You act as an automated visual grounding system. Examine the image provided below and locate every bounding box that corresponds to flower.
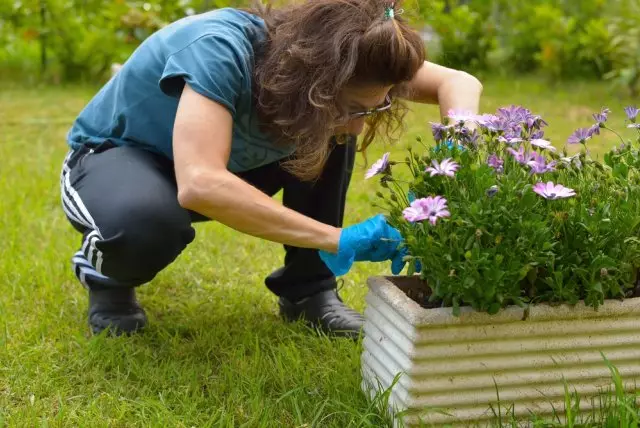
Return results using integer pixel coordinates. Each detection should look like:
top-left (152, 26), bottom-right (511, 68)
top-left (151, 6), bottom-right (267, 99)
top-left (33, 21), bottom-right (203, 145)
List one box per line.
top-left (588, 124), bottom-right (601, 137)
top-left (533, 182), bottom-right (576, 200)
top-left (507, 146), bottom-right (534, 164)
top-left (567, 128), bottom-right (593, 144)
top-left (402, 196), bottom-right (450, 225)
top-left (365, 152), bottom-right (390, 179)
top-left (447, 109), bottom-right (477, 124)
top-left (531, 130), bottom-right (545, 140)
top-left (592, 108), bottom-right (611, 124)
top-left (497, 105), bottom-right (530, 123)
top-left (458, 128), bottom-right (480, 146)
top-left (425, 158), bottom-right (460, 177)
top-left (527, 152), bottom-right (557, 174)
top-left (476, 114), bottom-right (507, 132)
top-left (498, 136), bottom-right (523, 145)
top-left (526, 115), bottom-right (548, 130)
top-left (431, 123), bottom-right (451, 142)
top-left (530, 139), bottom-right (556, 151)
top-left (560, 154), bottom-right (583, 169)
top-left (487, 154), bottom-right (504, 173)
top-left (624, 106), bottom-right (639, 122)
top-left (486, 185), bottom-right (499, 198)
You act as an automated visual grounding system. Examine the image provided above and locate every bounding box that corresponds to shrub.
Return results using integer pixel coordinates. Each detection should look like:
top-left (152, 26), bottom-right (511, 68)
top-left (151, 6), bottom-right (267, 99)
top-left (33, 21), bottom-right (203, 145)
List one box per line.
top-left (369, 105), bottom-right (640, 316)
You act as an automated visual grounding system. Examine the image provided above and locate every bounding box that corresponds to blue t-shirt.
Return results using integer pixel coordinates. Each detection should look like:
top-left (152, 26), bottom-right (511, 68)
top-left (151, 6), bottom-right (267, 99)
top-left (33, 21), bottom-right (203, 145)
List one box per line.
top-left (67, 8), bottom-right (294, 172)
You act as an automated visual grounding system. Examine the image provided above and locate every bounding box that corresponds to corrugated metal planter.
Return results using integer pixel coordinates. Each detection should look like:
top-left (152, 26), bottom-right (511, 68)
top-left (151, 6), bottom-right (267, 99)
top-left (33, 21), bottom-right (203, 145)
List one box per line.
top-left (361, 275), bottom-right (640, 427)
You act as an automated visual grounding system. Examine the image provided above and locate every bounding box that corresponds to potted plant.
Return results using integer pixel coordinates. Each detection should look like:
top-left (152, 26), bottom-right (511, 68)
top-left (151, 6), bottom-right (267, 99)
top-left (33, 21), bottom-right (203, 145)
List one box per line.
top-left (360, 105), bottom-right (640, 427)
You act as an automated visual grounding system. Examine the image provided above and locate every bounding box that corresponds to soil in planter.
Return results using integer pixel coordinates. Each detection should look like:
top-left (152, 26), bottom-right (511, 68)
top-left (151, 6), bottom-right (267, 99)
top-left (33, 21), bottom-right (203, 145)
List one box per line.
top-left (388, 275), bottom-right (640, 310)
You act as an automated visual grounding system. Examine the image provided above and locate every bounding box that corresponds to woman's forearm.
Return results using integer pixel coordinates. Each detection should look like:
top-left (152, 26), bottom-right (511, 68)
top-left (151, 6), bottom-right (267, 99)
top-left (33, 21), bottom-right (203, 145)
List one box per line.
top-left (404, 61), bottom-right (483, 119)
top-left (435, 72), bottom-right (483, 119)
top-left (177, 168), bottom-right (341, 253)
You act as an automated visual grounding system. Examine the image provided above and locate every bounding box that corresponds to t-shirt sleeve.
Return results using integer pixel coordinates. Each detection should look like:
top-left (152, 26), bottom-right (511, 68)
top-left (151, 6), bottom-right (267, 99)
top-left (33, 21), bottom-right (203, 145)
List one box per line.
top-left (159, 34), bottom-right (248, 116)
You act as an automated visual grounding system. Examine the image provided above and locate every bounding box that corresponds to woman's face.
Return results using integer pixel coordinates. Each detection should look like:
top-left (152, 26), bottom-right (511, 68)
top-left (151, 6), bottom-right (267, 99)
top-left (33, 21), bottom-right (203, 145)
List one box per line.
top-left (334, 84), bottom-right (393, 139)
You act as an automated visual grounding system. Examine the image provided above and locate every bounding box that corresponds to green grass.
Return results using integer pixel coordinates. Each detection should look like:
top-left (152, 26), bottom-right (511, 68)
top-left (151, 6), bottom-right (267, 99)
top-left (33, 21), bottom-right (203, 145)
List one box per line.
top-left (0, 76), bottom-right (638, 427)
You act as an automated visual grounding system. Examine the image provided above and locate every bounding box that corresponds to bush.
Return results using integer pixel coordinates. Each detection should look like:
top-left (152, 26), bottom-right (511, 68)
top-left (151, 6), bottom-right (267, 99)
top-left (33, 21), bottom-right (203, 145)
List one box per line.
top-left (0, 0), bottom-right (249, 83)
top-left (369, 105), bottom-right (640, 315)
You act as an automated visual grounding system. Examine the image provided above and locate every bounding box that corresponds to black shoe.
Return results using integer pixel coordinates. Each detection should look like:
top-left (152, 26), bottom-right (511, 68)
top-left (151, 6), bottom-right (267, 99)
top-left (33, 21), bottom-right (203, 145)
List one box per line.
top-left (279, 289), bottom-right (364, 339)
top-left (88, 288), bottom-right (147, 335)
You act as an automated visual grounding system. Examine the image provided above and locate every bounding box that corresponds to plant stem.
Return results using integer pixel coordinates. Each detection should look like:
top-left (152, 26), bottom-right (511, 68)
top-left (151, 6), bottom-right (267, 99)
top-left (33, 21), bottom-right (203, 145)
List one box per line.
top-left (603, 125), bottom-right (627, 145)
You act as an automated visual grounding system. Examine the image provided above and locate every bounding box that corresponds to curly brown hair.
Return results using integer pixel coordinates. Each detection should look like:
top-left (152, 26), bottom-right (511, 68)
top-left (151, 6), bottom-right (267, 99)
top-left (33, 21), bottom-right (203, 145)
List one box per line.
top-left (250, 0), bottom-right (425, 181)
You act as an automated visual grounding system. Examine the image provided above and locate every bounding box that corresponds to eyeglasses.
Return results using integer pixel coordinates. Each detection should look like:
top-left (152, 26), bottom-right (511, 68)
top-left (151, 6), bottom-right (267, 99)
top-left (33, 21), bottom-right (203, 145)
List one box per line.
top-left (348, 95), bottom-right (393, 119)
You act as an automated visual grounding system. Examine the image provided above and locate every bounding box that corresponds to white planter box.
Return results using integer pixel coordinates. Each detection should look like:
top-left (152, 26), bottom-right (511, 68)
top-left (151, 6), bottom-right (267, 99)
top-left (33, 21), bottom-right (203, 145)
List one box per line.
top-left (361, 276), bottom-right (640, 427)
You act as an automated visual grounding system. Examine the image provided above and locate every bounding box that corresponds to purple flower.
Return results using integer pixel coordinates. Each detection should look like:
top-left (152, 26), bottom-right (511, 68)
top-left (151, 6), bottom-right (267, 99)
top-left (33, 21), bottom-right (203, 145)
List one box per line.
top-left (498, 136), bottom-right (524, 145)
top-left (533, 182), bottom-right (576, 200)
top-left (497, 105), bottom-right (530, 123)
top-left (530, 139), bottom-right (556, 151)
top-left (365, 152), bottom-right (390, 179)
top-left (625, 106), bottom-right (639, 122)
top-left (531, 130), bottom-right (545, 140)
top-left (476, 114), bottom-right (507, 132)
top-left (507, 146), bottom-right (534, 164)
top-left (487, 154), bottom-right (504, 173)
top-left (425, 158), bottom-right (460, 177)
top-left (592, 108), bottom-right (611, 124)
top-left (526, 115), bottom-right (548, 130)
top-left (486, 185), bottom-right (499, 197)
top-left (402, 196), bottom-right (450, 225)
top-left (527, 152), bottom-right (557, 174)
top-left (447, 109), bottom-right (477, 124)
top-left (567, 128), bottom-right (593, 144)
top-left (588, 124), bottom-right (601, 137)
top-left (431, 123), bottom-right (451, 142)
top-left (458, 128), bottom-right (480, 146)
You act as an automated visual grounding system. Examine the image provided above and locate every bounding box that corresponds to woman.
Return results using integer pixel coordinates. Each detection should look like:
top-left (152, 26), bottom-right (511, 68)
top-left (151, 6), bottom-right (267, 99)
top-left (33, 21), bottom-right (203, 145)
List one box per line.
top-left (60, 0), bottom-right (482, 338)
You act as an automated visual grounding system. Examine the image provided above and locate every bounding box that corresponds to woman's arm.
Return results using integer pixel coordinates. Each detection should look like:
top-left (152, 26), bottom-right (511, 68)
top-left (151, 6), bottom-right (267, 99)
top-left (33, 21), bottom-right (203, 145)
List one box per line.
top-left (173, 84), bottom-right (341, 253)
top-left (403, 61), bottom-right (484, 118)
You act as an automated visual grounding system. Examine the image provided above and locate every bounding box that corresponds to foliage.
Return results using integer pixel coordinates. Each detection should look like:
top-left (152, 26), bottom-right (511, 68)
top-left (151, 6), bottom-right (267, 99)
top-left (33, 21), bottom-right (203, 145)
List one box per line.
top-left (604, 0), bottom-right (640, 97)
top-left (419, 0), bottom-right (496, 71)
top-left (416, 0), bottom-right (636, 94)
top-left (0, 0), bottom-right (250, 82)
top-left (371, 105), bottom-right (640, 316)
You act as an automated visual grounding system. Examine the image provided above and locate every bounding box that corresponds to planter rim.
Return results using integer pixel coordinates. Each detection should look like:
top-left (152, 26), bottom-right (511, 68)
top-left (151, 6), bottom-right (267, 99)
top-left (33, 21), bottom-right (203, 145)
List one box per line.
top-left (367, 275), bottom-right (640, 327)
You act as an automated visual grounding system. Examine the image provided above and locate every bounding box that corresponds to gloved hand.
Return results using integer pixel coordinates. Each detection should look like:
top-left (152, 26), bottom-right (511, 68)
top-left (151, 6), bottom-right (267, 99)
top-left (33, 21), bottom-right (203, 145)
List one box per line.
top-left (318, 214), bottom-right (408, 276)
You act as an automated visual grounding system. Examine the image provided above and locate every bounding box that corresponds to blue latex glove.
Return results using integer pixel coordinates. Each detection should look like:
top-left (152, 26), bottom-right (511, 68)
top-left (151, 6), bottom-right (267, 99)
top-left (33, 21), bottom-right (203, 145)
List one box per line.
top-left (434, 139), bottom-right (466, 153)
top-left (318, 214), bottom-right (408, 276)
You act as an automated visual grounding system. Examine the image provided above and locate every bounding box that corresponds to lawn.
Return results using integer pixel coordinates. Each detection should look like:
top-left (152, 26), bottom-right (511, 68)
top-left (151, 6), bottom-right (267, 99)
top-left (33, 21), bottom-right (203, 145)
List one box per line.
top-left (0, 76), bottom-right (637, 427)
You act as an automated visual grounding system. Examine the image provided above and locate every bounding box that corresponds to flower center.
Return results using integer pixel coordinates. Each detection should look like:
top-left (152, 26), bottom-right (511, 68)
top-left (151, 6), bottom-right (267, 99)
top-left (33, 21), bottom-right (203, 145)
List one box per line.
top-left (429, 210), bottom-right (437, 216)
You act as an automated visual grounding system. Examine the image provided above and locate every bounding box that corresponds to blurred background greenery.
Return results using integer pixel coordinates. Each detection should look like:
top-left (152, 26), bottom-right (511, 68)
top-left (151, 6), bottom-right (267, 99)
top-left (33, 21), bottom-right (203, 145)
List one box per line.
top-left (1, 0), bottom-right (639, 96)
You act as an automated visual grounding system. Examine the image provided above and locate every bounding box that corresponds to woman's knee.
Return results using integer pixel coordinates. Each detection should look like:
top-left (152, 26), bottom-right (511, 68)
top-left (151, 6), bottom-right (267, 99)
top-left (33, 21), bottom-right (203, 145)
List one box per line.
top-left (90, 197), bottom-right (196, 283)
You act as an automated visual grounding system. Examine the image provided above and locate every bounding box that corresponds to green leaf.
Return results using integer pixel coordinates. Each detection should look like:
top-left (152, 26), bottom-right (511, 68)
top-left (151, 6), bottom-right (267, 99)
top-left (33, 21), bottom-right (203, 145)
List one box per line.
top-left (613, 163), bottom-right (629, 180)
top-left (518, 265), bottom-right (531, 280)
top-left (487, 303), bottom-right (501, 315)
top-left (407, 260), bottom-right (416, 276)
top-left (452, 298), bottom-right (461, 317)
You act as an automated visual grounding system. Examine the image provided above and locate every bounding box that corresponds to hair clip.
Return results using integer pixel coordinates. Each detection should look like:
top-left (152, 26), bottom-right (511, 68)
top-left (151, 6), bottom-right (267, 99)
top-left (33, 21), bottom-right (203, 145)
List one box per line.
top-left (384, 1), bottom-right (395, 19)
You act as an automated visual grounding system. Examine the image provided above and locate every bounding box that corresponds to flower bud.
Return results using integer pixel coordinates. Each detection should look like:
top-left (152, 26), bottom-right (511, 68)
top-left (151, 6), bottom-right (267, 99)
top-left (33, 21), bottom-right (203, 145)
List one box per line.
top-left (600, 268), bottom-right (608, 277)
top-left (390, 194), bottom-right (398, 202)
top-left (376, 191), bottom-right (385, 199)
